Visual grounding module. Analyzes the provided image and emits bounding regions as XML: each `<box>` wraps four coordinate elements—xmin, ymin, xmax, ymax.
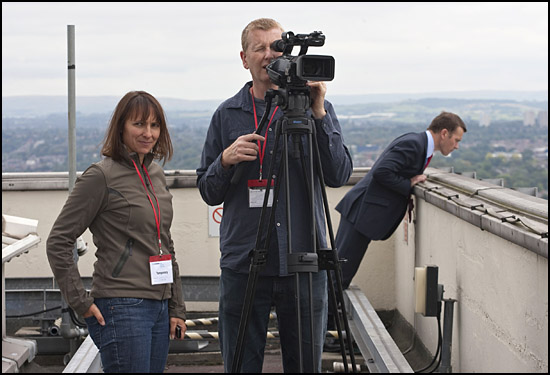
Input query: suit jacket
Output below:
<box><xmin>335</xmin><ymin>131</ymin><xmax>428</xmax><ymax>240</ymax></box>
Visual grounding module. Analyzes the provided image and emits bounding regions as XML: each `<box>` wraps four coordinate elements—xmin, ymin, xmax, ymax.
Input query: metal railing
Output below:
<box><xmin>2</xmin><ymin>214</ymin><xmax>40</xmax><ymax>373</ymax></box>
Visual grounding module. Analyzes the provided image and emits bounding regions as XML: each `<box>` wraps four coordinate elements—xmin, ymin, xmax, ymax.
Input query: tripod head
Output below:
<box><xmin>270</xmin><ymin>86</ymin><xmax>311</xmax><ymax>119</ymax></box>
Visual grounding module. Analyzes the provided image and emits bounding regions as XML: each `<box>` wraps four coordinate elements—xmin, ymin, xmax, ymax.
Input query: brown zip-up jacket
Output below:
<box><xmin>47</xmin><ymin>150</ymin><xmax>186</xmax><ymax>320</ymax></box>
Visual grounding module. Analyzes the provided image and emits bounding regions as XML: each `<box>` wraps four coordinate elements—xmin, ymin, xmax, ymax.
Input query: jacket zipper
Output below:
<box><xmin>112</xmin><ymin>238</ymin><xmax>134</xmax><ymax>278</ymax></box>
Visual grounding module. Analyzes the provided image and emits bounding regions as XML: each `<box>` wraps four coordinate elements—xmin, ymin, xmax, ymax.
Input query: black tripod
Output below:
<box><xmin>230</xmin><ymin>88</ymin><xmax>357</xmax><ymax>373</ymax></box>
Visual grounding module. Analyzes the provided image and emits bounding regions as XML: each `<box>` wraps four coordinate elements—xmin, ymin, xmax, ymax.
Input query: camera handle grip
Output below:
<box><xmin>230</xmin><ymin>92</ymin><xmax>274</xmax><ymax>185</ymax></box>
<box><xmin>230</xmin><ymin>161</ymin><xmax>249</xmax><ymax>185</ymax></box>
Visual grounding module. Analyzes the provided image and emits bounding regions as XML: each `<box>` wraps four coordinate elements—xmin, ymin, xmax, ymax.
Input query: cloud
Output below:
<box><xmin>2</xmin><ymin>2</ymin><xmax>548</xmax><ymax>99</ymax></box>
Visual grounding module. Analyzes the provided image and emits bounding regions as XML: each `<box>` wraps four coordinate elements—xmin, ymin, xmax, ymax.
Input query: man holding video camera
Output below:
<box><xmin>196</xmin><ymin>18</ymin><xmax>352</xmax><ymax>373</ymax></box>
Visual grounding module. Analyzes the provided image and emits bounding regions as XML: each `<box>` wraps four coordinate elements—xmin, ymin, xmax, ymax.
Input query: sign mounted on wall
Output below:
<box><xmin>208</xmin><ymin>205</ymin><xmax>223</xmax><ymax>237</ymax></box>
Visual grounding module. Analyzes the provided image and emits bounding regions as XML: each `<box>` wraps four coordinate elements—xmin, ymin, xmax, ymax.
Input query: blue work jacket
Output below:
<box><xmin>196</xmin><ymin>81</ymin><xmax>353</xmax><ymax>276</ymax></box>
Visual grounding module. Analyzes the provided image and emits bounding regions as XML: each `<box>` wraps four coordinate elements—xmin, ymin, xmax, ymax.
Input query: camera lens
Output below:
<box><xmin>296</xmin><ymin>55</ymin><xmax>335</xmax><ymax>81</ymax></box>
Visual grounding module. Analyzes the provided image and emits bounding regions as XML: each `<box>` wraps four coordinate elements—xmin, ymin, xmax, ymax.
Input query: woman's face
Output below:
<box><xmin>122</xmin><ymin>114</ymin><xmax>160</xmax><ymax>163</ymax></box>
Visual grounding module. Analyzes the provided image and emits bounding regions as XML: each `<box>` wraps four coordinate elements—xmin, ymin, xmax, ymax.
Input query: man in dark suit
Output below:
<box><xmin>325</xmin><ymin>112</ymin><xmax>466</xmax><ymax>348</ymax></box>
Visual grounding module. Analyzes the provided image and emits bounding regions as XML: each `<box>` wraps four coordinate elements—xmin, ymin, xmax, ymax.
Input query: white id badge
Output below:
<box><xmin>149</xmin><ymin>254</ymin><xmax>173</xmax><ymax>285</ymax></box>
<box><xmin>248</xmin><ymin>179</ymin><xmax>274</xmax><ymax>208</ymax></box>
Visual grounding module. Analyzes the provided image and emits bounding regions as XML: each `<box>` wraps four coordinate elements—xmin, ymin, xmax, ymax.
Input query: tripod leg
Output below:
<box><xmin>231</xmin><ymin>265</ymin><xmax>262</xmax><ymax>372</ymax></box>
<box><xmin>310</xmin><ymin>123</ymin><xmax>358</xmax><ymax>372</ymax></box>
<box><xmin>295</xmin><ymin>134</ymin><xmax>321</xmax><ymax>372</ymax></box>
<box><xmin>289</xmin><ymin>122</ymin><xmax>353</xmax><ymax>372</ymax></box>
<box><xmin>332</xmin><ymin>259</ymin><xmax>358</xmax><ymax>373</ymax></box>
<box><xmin>327</xmin><ymin>267</ymin><xmax>350</xmax><ymax>371</ymax></box>
<box><xmin>283</xmin><ymin>131</ymin><xmax>305</xmax><ymax>373</ymax></box>
<box><xmin>293</xmin><ymin>273</ymin><xmax>304</xmax><ymax>372</ymax></box>
<box><xmin>231</xmin><ymin>122</ymin><xmax>285</xmax><ymax>373</ymax></box>
<box><xmin>307</xmin><ymin>272</ymin><xmax>316</xmax><ymax>372</ymax></box>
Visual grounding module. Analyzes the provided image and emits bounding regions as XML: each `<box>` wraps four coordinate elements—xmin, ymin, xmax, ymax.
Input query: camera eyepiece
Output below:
<box><xmin>270</xmin><ymin>39</ymin><xmax>287</xmax><ymax>53</ymax></box>
<box><xmin>270</xmin><ymin>31</ymin><xmax>326</xmax><ymax>56</ymax></box>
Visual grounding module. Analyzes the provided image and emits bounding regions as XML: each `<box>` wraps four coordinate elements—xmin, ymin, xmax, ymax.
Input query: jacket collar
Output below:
<box><xmin>225</xmin><ymin>81</ymin><xmax>255</xmax><ymax>113</ymax></box>
<box><xmin>119</xmin><ymin>145</ymin><xmax>155</xmax><ymax>169</ymax></box>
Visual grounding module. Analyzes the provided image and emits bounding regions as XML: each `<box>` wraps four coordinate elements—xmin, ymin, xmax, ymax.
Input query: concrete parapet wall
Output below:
<box><xmin>391</xmin><ymin>171</ymin><xmax>548</xmax><ymax>373</ymax></box>
<box><xmin>2</xmin><ymin>170</ymin><xmax>548</xmax><ymax>372</ymax></box>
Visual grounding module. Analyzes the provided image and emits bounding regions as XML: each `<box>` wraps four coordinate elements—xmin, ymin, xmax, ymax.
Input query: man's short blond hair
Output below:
<box><xmin>241</xmin><ymin>18</ymin><xmax>284</xmax><ymax>52</ymax></box>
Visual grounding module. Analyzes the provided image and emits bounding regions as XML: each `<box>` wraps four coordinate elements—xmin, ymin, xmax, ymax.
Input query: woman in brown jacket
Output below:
<box><xmin>47</xmin><ymin>91</ymin><xmax>186</xmax><ymax>373</ymax></box>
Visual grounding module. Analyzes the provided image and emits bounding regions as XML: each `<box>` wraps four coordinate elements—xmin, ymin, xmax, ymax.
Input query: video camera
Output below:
<box><xmin>266</xmin><ymin>31</ymin><xmax>334</xmax><ymax>114</ymax></box>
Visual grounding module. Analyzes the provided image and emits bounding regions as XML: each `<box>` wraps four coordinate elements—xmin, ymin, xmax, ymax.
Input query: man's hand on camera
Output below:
<box><xmin>221</xmin><ymin>133</ymin><xmax>265</xmax><ymax>169</ymax></box>
<box><xmin>307</xmin><ymin>81</ymin><xmax>327</xmax><ymax>119</ymax></box>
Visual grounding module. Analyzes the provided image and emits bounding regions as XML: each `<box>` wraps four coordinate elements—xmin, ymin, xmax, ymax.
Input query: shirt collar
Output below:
<box><xmin>425</xmin><ymin>130</ymin><xmax>434</xmax><ymax>159</ymax></box>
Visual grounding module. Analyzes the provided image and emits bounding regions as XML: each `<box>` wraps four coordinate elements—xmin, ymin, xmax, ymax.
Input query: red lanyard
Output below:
<box><xmin>131</xmin><ymin>159</ymin><xmax>162</xmax><ymax>254</ymax></box>
<box><xmin>251</xmin><ymin>88</ymin><xmax>279</xmax><ymax>180</ymax></box>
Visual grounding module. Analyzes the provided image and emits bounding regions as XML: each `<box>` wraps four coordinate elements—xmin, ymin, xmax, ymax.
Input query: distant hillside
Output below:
<box><xmin>2</xmin><ymin>90</ymin><xmax>547</xmax><ymax>118</ymax></box>
<box><xmin>325</xmin><ymin>90</ymin><xmax>548</xmax><ymax>106</ymax></box>
<box><xmin>1</xmin><ymin>96</ymin><xmax>221</xmax><ymax>118</ymax></box>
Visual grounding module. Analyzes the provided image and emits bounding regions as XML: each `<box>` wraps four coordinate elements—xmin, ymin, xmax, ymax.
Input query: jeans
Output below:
<box><xmin>85</xmin><ymin>298</ymin><xmax>170</xmax><ymax>373</ymax></box>
<box><xmin>219</xmin><ymin>268</ymin><xmax>327</xmax><ymax>373</ymax></box>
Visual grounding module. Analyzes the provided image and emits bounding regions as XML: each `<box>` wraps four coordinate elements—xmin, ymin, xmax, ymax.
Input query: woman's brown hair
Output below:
<box><xmin>101</xmin><ymin>91</ymin><xmax>173</xmax><ymax>165</ymax></box>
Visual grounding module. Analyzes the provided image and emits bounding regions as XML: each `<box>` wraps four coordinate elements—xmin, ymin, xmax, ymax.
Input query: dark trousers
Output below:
<box><xmin>327</xmin><ymin>216</ymin><xmax>371</xmax><ymax>330</ymax></box>
<box><xmin>219</xmin><ymin>268</ymin><xmax>327</xmax><ymax>372</ymax></box>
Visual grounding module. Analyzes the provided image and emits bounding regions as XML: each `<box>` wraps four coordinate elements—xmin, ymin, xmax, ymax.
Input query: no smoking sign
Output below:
<box><xmin>208</xmin><ymin>205</ymin><xmax>223</xmax><ymax>237</ymax></box>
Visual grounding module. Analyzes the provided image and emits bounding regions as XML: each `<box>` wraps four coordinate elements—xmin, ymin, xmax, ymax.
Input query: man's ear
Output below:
<box><xmin>240</xmin><ymin>51</ymin><xmax>249</xmax><ymax>70</ymax></box>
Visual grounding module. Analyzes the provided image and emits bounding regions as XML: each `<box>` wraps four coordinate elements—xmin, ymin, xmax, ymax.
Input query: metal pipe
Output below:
<box><xmin>48</xmin><ymin>317</ymin><xmax>62</xmax><ymax>336</ymax></box>
<box><xmin>440</xmin><ymin>298</ymin><xmax>456</xmax><ymax>373</ymax></box>
<box><xmin>62</xmin><ymin>25</ymin><xmax>83</xmax><ymax>362</ymax></box>
<box><xmin>67</xmin><ymin>25</ymin><xmax>76</xmax><ymax>192</ymax></box>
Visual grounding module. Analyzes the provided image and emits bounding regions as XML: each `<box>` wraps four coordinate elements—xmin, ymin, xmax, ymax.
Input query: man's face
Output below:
<box><xmin>439</xmin><ymin>127</ymin><xmax>464</xmax><ymax>156</ymax></box>
<box><xmin>240</xmin><ymin>28</ymin><xmax>283</xmax><ymax>86</ymax></box>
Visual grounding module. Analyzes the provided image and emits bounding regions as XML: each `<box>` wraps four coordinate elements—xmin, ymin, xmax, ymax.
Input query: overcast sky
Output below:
<box><xmin>2</xmin><ymin>2</ymin><xmax>548</xmax><ymax>101</ymax></box>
